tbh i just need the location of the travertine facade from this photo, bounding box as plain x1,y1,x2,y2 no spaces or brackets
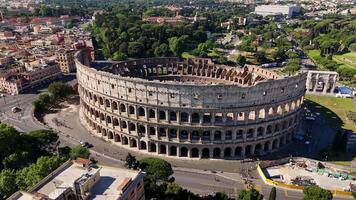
75,50,307,159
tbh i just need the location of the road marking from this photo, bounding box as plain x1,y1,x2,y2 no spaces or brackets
284,190,288,197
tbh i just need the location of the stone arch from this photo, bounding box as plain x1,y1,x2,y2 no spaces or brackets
202,131,210,141
108,131,113,139
122,136,128,145
284,103,290,113
113,118,119,126
266,125,273,134
93,94,97,102
159,110,166,120
106,116,112,124
138,107,145,117
112,101,118,110
99,97,104,105
277,105,283,115
224,147,232,158
105,99,110,108
114,134,121,142
140,141,147,150
99,113,105,121
191,113,200,123
130,138,137,147
191,148,199,158
180,147,188,157
245,145,252,156
257,127,264,136
235,147,242,157
180,112,189,122
264,141,270,151
180,130,188,139
268,107,274,117
137,124,146,135
128,105,135,115
272,139,279,149
214,131,222,140
274,123,280,132
170,146,177,156
291,101,296,110
280,136,285,146
160,144,166,154
149,143,157,152
121,120,127,129
247,128,254,138
213,148,221,158
148,109,156,118
120,104,126,112
254,143,262,155
169,129,177,138
128,122,136,131
202,148,210,158
102,129,107,136
169,111,177,121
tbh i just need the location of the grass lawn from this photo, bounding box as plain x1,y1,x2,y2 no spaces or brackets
307,50,326,70
333,52,356,69
305,95,356,132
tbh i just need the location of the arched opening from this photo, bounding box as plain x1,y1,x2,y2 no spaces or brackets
236,130,243,139
129,105,135,115
191,113,200,123
160,145,166,154
191,148,199,158
170,146,177,156
102,129,107,136
113,118,119,126
264,141,270,152
159,110,166,120
266,125,272,134
114,134,121,142
112,101,118,110
120,104,126,112
203,113,211,123
275,123,280,132
130,138,137,148
213,148,221,158
180,130,188,140
225,130,232,140
99,97,104,105
257,127,264,137
159,127,167,137
138,107,145,117
272,139,279,149
245,145,252,156
235,147,242,157
122,136,128,145
254,144,262,155
106,116,112,124
214,131,222,140
137,125,146,136
149,109,156,119
128,122,136,132
140,141,147,150
282,121,288,130
202,148,210,158
149,143,156,152
121,121,127,129
191,131,199,140
259,109,265,119
180,147,188,157
99,113,105,121
149,127,156,135
180,112,189,122
280,136,285,147
169,129,177,138
224,148,232,158
108,131,113,139
247,128,254,138
202,131,210,141
169,111,177,121
105,99,110,108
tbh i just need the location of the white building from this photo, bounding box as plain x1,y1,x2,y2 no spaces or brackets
254,4,301,18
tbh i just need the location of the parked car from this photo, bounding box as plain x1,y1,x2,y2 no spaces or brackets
11,107,21,113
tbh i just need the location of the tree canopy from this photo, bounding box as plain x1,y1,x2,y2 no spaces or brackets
303,186,333,200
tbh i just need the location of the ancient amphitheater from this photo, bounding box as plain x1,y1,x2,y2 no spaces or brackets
75,51,307,159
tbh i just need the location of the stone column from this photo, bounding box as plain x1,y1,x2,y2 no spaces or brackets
313,74,319,92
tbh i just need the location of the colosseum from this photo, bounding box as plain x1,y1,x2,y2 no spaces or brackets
75,50,307,159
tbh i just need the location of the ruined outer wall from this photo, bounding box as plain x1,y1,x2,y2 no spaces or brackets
75,50,307,159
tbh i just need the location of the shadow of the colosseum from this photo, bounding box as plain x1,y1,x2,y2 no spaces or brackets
259,99,355,164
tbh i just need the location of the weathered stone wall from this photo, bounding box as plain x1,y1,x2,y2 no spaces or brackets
75,51,307,159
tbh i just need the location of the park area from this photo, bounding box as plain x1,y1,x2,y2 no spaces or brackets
305,95,356,132
333,52,356,69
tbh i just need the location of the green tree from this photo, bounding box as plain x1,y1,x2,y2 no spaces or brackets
303,186,333,200
0,169,17,199
352,191,356,199
255,51,267,63
27,130,58,151
237,188,263,200
139,157,173,183
235,55,247,66
125,153,138,169
69,145,90,159
112,51,127,61
168,35,189,57
154,43,169,57
269,187,276,200
48,82,73,99
165,182,183,196
128,42,144,57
